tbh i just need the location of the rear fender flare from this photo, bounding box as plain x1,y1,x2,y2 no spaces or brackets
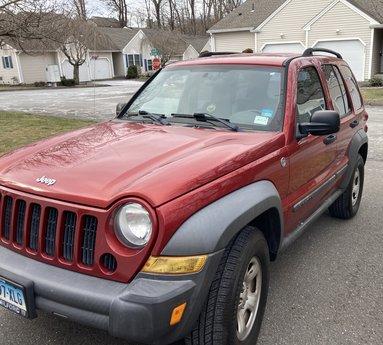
341,129,368,189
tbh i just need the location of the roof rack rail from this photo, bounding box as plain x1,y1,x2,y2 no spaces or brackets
199,51,239,58
302,48,342,59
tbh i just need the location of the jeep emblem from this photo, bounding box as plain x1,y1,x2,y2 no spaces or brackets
36,176,56,186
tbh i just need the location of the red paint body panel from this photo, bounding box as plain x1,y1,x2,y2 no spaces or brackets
0,53,368,282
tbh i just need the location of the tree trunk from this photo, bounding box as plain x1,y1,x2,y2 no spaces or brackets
73,64,80,85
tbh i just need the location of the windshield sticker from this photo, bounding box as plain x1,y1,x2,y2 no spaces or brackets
207,104,216,113
261,109,274,118
254,116,269,126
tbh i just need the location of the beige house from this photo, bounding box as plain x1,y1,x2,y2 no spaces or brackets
0,40,60,85
208,0,383,81
0,37,118,85
99,26,210,77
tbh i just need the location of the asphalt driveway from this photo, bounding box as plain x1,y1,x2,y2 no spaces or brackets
0,79,144,121
0,98,382,344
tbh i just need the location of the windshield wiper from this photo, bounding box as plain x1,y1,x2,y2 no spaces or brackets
171,113,239,132
126,110,169,125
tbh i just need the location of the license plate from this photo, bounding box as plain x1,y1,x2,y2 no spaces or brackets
0,277,28,317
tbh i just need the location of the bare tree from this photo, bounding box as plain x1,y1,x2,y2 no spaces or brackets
151,0,164,28
101,0,128,27
148,30,185,65
72,0,87,19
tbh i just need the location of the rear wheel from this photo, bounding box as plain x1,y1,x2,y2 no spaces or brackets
329,154,365,219
185,226,270,345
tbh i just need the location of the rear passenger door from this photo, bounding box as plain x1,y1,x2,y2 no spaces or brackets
335,65,364,165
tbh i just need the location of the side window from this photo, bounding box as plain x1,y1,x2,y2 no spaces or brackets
340,66,363,110
297,67,326,124
333,66,350,114
322,65,349,117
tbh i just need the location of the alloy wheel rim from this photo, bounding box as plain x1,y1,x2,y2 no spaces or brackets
236,256,262,342
352,169,361,207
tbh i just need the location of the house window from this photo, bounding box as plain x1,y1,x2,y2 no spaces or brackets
2,56,13,69
126,54,143,67
147,59,153,71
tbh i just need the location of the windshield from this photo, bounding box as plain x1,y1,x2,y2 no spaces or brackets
124,65,285,131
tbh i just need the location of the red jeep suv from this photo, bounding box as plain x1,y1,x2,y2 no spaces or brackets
0,49,368,345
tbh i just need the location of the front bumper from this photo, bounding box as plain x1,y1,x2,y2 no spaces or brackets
0,246,223,344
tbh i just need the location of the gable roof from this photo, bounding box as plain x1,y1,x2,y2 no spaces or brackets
183,35,210,52
209,0,383,32
208,0,285,32
347,0,383,23
97,27,140,50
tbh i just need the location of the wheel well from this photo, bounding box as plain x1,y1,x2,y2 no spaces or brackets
359,143,368,163
249,208,281,261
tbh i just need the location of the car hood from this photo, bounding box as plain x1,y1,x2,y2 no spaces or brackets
0,121,284,208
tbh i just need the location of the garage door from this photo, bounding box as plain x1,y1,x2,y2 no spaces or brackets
262,43,305,54
314,40,365,81
62,60,90,82
90,58,112,80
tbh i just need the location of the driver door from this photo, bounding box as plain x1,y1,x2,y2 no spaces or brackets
287,65,339,232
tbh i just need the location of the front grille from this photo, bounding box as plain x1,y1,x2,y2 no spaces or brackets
62,211,76,261
2,196,13,240
29,204,41,251
82,215,98,266
45,207,58,256
0,193,98,272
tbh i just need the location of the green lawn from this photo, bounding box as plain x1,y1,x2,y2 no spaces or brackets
361,87,383,106
0,112,95,156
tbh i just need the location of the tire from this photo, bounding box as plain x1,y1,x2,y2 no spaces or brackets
185,226,270,345
329,154,365,219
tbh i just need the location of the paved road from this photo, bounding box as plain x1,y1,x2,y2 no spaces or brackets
0,103,382,344
0,79,144,121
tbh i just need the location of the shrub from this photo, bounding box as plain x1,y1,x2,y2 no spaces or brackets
60,76,76,87
369,76,383,87
34,81,47,87
126,65,139,79
242,48,254,53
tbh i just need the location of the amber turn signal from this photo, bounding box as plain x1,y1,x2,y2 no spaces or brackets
142,255,207,274
170,303,187,326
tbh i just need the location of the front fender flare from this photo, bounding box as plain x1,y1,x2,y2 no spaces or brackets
161,180,283,256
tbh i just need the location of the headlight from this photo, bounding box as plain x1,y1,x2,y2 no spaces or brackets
115,203,152,248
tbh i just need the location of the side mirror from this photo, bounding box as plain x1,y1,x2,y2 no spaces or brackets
299,110,340,137
116,102,127,117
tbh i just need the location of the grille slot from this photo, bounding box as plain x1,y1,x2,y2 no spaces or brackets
29,204,41,251
102,253,117,272
62,211,77,261
45,208,58,256
81,215,98,266
15,200,26,245
2,196,13,240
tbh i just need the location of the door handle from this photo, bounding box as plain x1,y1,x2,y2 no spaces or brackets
323,134,337,145
350,120,359,128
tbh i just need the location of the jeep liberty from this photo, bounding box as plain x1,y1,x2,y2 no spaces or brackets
0,49,368,345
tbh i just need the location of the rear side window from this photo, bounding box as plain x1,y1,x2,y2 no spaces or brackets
340,66,363,110
296,66,326,124
322,65,350,117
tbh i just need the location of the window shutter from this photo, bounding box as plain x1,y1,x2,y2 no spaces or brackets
2,57,5,69
139,54,143,67
125,54,129,67
144,59,147,72
9,56,13,69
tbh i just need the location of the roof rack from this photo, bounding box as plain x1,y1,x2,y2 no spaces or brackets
302,48,342,59
199,51,239,58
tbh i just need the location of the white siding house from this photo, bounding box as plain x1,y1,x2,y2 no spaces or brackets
208,0,383,81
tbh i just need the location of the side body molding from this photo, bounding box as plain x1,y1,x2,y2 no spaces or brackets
162,181,283,256
341,129,368,190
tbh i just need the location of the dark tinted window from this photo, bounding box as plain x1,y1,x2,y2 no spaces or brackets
297,67,326,124
334,66,350,114
322,65,349,117
340,66,363,110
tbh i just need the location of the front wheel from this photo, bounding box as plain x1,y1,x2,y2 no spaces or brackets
185,226,270,345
